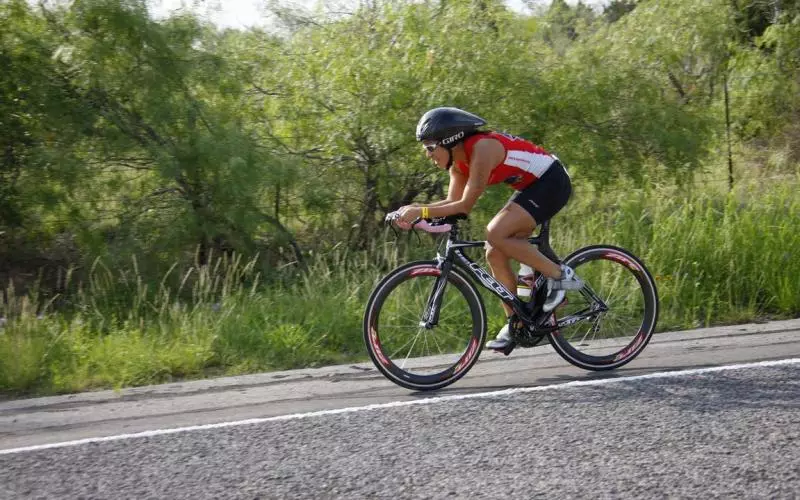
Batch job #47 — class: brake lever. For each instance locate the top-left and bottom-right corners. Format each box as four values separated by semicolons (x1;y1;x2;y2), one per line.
410;217;423;244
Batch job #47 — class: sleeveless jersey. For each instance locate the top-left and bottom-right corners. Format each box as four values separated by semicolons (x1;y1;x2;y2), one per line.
455;132;555;191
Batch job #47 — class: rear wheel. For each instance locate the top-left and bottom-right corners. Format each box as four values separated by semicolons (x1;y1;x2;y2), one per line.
363;261;486;391
548;245;659;371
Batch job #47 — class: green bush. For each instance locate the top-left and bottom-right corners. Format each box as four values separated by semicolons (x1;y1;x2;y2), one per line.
1;176;799;396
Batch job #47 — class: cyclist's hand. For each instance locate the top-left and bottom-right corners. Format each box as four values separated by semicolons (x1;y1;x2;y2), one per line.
385;210;451;233
397;205;422;223
385;210;413;230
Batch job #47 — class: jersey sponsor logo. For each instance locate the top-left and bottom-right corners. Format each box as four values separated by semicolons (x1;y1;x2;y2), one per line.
504;150;554;177
441;131;465;146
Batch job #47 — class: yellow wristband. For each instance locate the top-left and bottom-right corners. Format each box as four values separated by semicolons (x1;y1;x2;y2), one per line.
421;207;430;219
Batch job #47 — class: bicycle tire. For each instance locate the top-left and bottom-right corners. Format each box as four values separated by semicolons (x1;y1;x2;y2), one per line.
363;260;487;391
547;245;659;371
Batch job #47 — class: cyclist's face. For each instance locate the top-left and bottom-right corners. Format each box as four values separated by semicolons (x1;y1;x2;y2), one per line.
422;141;448;169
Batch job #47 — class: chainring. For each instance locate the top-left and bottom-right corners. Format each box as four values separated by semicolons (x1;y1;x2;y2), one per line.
508;314;549;348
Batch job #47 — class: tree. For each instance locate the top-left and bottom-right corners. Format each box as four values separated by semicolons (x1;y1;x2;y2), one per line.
0;1;94;230
251;0;540;246
4;0;305;284
603;0;638;23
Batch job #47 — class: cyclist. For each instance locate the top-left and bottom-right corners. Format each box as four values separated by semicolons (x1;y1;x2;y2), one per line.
394;107;583;351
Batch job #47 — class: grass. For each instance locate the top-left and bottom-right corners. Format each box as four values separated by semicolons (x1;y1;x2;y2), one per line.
1;174;799;396
561;175;800;331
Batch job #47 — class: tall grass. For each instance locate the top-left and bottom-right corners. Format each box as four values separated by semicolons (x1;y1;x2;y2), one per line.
0;242;403;396
555;174;800;330
1;177;799;396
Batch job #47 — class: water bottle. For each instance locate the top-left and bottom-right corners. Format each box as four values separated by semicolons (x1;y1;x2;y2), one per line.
516;263;536;299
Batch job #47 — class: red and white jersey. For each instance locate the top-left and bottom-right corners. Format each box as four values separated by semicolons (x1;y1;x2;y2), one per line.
455;132;555;190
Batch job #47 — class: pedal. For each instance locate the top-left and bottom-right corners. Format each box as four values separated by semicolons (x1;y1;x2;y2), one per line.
488;340;517;356
501;341;516;356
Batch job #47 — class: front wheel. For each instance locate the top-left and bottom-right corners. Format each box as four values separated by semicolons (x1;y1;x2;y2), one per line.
363;261;487;391
548;245;659;371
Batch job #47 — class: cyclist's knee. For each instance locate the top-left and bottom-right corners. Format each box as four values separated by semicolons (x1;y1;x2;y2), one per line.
485;226;506;248
486;226;523;249
486;219;534;248
485;244;507;265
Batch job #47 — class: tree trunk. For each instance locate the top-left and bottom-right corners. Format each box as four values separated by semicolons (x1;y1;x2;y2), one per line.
724;67;734;191
354;173;379;250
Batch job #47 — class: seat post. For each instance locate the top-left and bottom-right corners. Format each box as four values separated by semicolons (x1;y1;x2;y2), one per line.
535;220;561;264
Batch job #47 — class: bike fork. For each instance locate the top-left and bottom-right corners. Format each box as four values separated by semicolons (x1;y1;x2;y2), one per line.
420;261;454;329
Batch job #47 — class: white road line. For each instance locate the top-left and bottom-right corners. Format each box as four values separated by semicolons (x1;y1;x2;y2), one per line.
1;358;798;455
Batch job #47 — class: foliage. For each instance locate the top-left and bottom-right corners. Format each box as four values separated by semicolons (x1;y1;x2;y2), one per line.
1;0;799;393
2;174;799;395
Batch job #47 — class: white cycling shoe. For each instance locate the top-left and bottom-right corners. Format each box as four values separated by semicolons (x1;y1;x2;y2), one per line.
485;323;512;350
542;264;584;313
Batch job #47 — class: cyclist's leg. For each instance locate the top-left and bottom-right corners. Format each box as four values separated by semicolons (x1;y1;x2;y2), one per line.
484;213;539;350
486;204;561;279
485;237;530;318
486;161;572;278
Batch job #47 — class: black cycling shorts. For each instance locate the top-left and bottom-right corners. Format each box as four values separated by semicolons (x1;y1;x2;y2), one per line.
509;160;572;225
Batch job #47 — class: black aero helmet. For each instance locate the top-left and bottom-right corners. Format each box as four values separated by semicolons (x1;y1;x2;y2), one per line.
416;107;487;148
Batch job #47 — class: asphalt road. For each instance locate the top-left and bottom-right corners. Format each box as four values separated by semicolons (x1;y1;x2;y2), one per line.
1;319;799;499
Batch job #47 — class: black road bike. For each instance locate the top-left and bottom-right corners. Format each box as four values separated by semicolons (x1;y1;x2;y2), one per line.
363;214;659;391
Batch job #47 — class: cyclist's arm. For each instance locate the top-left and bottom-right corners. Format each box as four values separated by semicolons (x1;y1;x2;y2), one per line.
423;168;466;207
424;138;504;217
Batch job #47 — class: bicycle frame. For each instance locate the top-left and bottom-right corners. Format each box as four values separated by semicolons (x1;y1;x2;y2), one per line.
419;221;608;333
